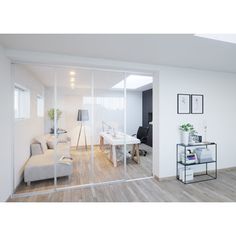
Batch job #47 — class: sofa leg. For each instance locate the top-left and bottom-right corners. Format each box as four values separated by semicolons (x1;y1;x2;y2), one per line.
27;181;31;186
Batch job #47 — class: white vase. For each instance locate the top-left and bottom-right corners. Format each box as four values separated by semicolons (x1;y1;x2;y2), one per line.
181;131;189;145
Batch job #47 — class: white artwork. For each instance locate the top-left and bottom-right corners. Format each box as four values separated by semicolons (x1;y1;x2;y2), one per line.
191;95;203;114
177;94;190;114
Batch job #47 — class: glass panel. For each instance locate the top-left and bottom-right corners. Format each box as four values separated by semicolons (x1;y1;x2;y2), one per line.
13;64;55;194
125;73;153;179
93;70;125;183
55;68;93;188
13;63;153;196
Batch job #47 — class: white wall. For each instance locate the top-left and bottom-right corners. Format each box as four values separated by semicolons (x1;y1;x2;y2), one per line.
44;87;142;146
7;49;236;180
14;64;45;188
0;46;12;201
126;91;143;135
158;67;236;178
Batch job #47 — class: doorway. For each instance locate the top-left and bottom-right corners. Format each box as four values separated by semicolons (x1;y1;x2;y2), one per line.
12;62;154;196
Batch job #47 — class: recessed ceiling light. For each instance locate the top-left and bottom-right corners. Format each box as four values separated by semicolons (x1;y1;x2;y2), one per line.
195;34;236;44
70;71;76;76
70;77;75;82
112;75;153;89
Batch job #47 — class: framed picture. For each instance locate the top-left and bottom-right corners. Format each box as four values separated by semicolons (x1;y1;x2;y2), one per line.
177;94;191;114
191;94;204;114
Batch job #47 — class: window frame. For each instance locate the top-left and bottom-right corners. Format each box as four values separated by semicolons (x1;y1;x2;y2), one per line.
36;94;44;118
14;84;30;120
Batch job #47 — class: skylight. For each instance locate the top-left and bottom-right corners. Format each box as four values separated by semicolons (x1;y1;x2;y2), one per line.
112;75;153;89
195;34;236;44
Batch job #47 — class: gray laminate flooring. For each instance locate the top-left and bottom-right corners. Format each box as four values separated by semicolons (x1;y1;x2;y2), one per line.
14;144;153;194
9;167;236;202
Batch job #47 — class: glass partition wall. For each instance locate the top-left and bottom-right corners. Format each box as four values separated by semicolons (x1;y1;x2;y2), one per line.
93;70;125;183
55;68;93;188
125;73;153;179
13;63;153;197
13;64;56;194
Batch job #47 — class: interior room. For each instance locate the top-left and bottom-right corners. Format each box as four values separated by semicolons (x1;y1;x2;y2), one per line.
13;63;153;194
1;3;236;236
1;34;236;202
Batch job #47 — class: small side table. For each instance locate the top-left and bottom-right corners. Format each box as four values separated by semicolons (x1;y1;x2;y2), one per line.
176;142;217;184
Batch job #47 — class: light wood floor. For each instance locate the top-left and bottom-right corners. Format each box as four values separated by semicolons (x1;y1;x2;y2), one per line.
15;144;153;194
9;167;236;202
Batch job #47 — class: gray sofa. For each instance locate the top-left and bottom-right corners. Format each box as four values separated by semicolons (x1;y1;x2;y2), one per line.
24;134;73;185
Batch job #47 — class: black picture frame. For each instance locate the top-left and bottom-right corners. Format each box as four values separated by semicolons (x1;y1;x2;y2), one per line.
177;94;191;114
191;94;204;114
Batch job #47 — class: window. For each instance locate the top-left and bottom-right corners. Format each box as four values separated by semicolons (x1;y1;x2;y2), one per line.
37;95;44;117
14;85;30;119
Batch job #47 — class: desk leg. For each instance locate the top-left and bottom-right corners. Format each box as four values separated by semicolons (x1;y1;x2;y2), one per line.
112;145;117;167
99;136;104;151
131;144;136;160
131;144;140;164
135;144;140;164
109;145;112;161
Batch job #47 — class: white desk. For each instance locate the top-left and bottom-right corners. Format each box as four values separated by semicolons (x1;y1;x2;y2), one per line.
99;131;140;167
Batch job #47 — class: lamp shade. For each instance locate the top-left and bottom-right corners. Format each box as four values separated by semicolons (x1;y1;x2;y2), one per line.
77;109;89;121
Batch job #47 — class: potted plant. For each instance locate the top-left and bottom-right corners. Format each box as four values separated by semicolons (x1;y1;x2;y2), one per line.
48;108;62;134
179;123;195;145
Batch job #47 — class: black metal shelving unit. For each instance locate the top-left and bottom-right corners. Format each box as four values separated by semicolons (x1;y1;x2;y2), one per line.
176;142;217;184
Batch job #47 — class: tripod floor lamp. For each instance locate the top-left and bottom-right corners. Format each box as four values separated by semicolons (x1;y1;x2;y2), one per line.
76;109;89;150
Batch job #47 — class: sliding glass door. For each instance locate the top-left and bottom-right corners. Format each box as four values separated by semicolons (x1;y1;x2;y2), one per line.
125;73;153;179
93;70;126;183
55;68;93;188
13;64;56;194
13;63;153;197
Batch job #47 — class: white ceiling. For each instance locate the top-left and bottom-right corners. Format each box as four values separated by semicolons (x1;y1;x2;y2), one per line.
1;34;236;73
23;64;152;91
24;64;122;89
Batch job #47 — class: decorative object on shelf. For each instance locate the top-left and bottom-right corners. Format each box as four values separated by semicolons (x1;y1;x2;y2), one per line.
193;135;202;143
179;150;198;164
189;134;201;144
202;120;208;142
179;123;195;145
179;167;194;182
76;109;89;151
188;129;199;144
191;94;204;114
195;148;213;163
48;108;62;134
177;94;191;114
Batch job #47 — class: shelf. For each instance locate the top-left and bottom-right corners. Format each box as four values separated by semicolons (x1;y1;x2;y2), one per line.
177;142;216;147
177;173;217;184
176;142;217;184
177;160;216;166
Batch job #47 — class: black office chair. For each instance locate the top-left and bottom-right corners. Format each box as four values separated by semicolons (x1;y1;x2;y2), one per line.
129;126;149;156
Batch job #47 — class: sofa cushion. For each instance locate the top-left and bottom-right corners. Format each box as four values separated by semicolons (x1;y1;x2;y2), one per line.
34;135;48;153
46;135;56;149
31;143;43;156
45;134;71;149
57;134;71;143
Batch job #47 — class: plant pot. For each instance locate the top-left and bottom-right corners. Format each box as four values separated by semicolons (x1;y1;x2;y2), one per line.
181;131;189;145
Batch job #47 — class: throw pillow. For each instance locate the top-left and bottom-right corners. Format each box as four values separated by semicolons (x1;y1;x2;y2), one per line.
34;135;48;153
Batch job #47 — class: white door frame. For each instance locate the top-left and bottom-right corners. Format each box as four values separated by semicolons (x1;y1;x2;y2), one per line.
9;51;160;198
